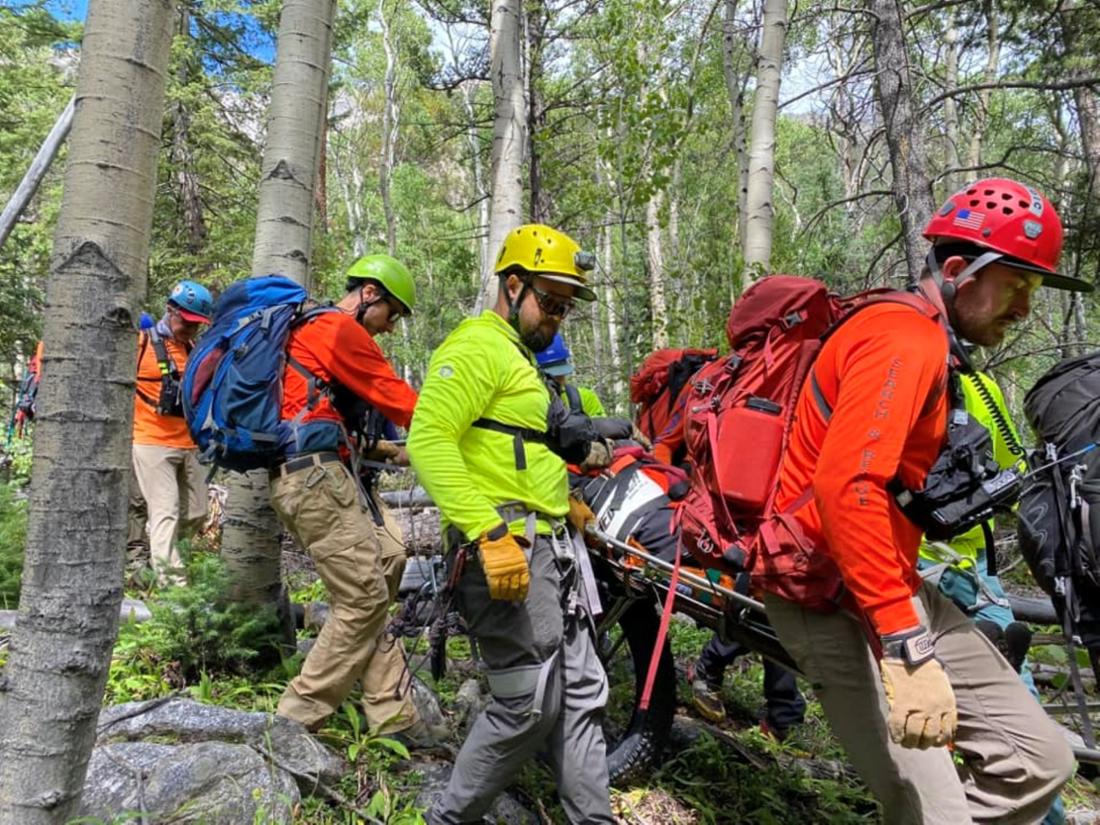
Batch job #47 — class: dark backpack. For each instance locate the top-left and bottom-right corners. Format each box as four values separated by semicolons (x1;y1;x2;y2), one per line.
136;328;188;417
1018;351;1100;613
675;275;940;610
182;275;335;472
630;348;719;443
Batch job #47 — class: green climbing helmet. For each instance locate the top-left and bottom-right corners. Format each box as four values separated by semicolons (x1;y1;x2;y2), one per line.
346;254;417;314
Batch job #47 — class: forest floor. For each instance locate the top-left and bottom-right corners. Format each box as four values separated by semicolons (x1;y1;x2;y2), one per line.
3;499;1100;824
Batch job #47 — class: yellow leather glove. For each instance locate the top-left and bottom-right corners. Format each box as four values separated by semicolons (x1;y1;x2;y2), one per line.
567;495;596;536
478;523;531;602
879;629;957;749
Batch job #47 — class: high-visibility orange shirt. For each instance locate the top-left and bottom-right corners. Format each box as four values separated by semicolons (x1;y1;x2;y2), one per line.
774;303;950;636
281;311;417;431
132;329;195;448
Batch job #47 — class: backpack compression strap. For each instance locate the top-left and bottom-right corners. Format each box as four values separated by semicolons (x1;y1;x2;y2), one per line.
564;383;582;413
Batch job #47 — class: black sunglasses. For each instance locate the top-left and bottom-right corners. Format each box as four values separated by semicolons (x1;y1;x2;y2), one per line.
525;280;575;319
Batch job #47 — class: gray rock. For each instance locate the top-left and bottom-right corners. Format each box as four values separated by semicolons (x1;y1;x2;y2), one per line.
96;697;344;793
1068;812;1100;825
412;675;447;729
80;741;298;824
303;601;329;632
411;761;537;824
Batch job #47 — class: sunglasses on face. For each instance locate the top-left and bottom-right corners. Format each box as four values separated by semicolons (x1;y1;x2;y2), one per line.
525;280;575;319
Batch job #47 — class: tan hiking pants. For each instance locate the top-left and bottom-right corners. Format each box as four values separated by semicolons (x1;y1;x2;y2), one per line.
131;444;207;583
271;455;416;734
766;581;1073;824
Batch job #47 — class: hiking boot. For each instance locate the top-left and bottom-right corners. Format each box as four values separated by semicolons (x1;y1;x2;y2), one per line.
388;718;450;752
759;719;787;743
691;679;727;722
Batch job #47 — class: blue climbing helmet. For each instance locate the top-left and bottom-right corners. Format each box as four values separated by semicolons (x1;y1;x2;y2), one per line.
169;279;214;323
536;333;573;377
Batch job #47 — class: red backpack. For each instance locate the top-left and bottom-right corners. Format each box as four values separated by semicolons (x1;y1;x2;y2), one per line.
630;347;719;443
675;275;940;610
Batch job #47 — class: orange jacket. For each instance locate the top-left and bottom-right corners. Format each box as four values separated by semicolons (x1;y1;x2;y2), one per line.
774;303;949;635
281;311;417;433
133;328;195;448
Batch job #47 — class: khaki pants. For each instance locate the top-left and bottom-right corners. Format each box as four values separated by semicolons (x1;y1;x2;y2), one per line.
132;443;207;583
271;456;416;734
766;581;1073;825
127;470;150;567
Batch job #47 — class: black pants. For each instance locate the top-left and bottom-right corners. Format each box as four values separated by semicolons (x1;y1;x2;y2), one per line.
697;633;806;733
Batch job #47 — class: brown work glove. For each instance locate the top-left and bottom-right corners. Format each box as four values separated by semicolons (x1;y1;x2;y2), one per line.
567;495;596;536
478;523;531;602
366;440;409;466
579;438;614;473
879;629;957;749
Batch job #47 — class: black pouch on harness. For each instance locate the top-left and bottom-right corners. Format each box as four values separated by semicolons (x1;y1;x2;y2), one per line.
891;393;1016;541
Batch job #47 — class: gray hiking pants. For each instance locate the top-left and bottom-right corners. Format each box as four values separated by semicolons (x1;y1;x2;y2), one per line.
767;581;1074;824
430;532;614;824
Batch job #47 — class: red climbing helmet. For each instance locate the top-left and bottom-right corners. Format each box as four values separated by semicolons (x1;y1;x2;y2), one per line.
923;178;1091;292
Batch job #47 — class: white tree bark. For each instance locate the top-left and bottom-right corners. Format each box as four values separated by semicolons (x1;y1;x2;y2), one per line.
741;0;787;279
646;187;669;349
251;0;336;281
0;97;74;251
477;0;526;312
0;0;176;820
224;0;336;626
966;0;1000;169
942;12;960;192
379;0;400;255
722;0;751;245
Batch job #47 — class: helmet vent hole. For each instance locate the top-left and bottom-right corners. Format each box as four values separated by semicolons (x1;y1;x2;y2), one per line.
1002;207;1014;215
983;188;994;196
969;198;980;206
966;188;977;194
1019;200;1030;209
986;201;997;209
1002;193;1012;200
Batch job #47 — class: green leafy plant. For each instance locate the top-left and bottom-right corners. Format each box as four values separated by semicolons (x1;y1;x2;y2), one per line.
0;481;27;609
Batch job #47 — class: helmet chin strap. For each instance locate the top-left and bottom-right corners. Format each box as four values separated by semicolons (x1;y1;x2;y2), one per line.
355;284;385;325
924;248;1003;373
502;274;530;333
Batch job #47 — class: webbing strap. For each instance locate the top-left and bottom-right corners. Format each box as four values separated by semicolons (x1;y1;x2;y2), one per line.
471;417;548;471
640;537;682;712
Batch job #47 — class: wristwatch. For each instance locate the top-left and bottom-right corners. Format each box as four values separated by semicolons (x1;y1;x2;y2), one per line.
881;627;936;666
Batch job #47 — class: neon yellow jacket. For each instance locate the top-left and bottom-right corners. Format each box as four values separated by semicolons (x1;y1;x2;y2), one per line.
558;383;606;417
918;371;1026;565
407;311;569;541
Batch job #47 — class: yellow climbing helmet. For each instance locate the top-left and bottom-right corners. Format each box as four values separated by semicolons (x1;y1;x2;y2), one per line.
494;224;596;301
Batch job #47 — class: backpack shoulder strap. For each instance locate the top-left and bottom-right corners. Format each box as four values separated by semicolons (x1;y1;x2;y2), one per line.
564;383;582;412
147;328;179;376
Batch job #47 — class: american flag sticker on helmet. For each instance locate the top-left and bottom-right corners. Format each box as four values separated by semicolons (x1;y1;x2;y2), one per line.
953;208;985;230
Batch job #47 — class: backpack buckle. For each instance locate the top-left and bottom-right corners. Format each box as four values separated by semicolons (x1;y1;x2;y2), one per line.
782;311;804;329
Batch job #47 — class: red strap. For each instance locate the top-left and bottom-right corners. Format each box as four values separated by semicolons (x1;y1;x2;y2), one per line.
640;538;682;712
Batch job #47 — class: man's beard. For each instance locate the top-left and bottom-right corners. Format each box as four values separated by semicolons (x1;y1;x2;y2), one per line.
520;325;555;353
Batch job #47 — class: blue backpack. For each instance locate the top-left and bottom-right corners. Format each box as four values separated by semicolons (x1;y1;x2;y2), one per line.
182;275;334;472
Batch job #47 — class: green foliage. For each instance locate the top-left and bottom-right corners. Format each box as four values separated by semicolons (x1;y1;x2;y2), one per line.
0;482;27;609
108;551;285;702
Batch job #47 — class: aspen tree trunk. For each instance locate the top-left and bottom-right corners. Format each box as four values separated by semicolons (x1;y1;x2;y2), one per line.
722;0;750;245
600;222;624;405
0;0;176;820
966;0;1000;168
525;0;550;224
463;82;490;282
477;0;526;312
741;0;787;279
870;0;935;283
379;0;399;254
1063;3;1100;239
646;188;669;349
222;0;335;627
942;11;960;193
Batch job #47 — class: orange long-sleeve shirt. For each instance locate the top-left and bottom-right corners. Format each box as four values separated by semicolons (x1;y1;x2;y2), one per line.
281;311;417;432
133;328;195;448
774;303;949;635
